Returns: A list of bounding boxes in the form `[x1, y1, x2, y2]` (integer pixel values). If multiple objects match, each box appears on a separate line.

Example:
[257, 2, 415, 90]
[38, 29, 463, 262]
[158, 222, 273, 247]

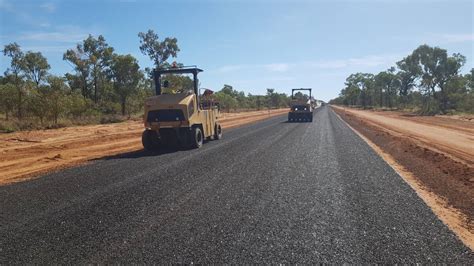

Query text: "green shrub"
[0, 120, 16, 133]
[99, 114, 124, 124]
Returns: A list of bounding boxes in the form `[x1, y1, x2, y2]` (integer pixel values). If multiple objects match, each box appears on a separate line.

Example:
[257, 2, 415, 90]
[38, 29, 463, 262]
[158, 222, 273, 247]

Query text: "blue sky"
[0, 0, 472, 101]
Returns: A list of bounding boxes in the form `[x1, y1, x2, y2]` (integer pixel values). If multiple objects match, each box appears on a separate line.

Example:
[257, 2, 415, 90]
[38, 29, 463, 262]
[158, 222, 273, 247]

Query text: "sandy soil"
[332, 106, 473, 250]
[333, 107, 474, 166]
[0, 109, 288, 185]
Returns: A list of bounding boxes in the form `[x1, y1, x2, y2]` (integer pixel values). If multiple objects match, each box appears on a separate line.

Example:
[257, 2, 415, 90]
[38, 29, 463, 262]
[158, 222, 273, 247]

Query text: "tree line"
[0, 30, 291, 132]
[329, 44, 473, 115]
[214, 85, 291, 112]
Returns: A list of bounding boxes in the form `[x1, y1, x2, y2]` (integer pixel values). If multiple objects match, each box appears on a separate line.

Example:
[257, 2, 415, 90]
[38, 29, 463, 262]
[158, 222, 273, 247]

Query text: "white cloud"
[309, 55, 400, 69]
[215, 63, 291, 73]
[0, 0, 13, 11]
[241, 76, 295, 83]
[394, 33, 474, 45]
[438, 33, 474, 43]
[1, 25, 98, 56]
[214, 54, 400, 74]
[216, 64, 247, 73]
[19, 31, 88, 43]
[265, 63, 289, 72]
[22, 45, 71, 53]
[14, 25, 96, 43]
[0, 0, 54, 27]
[40, 2, 56, 13]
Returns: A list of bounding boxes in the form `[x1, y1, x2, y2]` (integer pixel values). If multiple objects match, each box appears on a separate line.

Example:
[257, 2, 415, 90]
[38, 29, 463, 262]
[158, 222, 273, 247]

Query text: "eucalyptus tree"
[3, 43, 25, 118]
[411, 44, 466, 112]
[64, 35, 114, 102]
[138, 29, 180, 69]
[396, 54, 420, 107]
[22, 51, 50, 87]
[110, 54, 143, 115]
[374, 68, 399, 108]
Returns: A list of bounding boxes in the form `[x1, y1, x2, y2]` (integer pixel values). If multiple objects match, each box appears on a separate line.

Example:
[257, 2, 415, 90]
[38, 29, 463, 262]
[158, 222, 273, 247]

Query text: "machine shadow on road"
[100, 147, 181, 160]
[282, 120, 314, 123]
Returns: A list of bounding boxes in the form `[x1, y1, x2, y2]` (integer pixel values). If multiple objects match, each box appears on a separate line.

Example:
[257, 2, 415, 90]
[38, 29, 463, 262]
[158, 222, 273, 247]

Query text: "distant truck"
[142, 66, 222, 150]
[288, 88, 314, 122]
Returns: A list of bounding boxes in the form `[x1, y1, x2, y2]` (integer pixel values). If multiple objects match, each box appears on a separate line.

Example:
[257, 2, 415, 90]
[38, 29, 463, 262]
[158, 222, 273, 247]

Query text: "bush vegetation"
[329, 45, 473, 115]
[0, 30, 292, 132]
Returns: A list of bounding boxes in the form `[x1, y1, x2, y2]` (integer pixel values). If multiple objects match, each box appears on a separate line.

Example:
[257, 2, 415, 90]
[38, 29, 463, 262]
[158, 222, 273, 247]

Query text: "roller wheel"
[214, 124, 222, 140]
[192, 127, 204, 148]
[142, 130, 160, 150]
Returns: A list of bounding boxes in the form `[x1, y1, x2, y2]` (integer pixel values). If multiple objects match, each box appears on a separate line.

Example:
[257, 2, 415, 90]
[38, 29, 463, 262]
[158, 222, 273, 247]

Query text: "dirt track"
[332, 107, 474, 166]
[0, 109, 288, 185]
[332, 106, 473, 239]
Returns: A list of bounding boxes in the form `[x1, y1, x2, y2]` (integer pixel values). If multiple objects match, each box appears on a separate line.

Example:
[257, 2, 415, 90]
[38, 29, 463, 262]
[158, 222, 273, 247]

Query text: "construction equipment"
[288, 88, 314, 122]
[142, 66, 222, 150]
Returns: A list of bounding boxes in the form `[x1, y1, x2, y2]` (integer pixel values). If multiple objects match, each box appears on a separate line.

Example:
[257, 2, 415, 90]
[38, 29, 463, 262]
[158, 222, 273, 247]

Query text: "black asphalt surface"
[1, 106, 472, 263]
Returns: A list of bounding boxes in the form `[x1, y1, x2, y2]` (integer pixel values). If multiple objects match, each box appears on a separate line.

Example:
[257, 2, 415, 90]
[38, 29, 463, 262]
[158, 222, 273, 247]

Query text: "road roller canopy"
[153, 66, 203, 96]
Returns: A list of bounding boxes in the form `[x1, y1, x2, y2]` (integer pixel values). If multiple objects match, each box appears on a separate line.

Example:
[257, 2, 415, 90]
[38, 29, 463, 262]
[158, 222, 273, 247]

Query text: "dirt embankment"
[0, 109, 288, 185]
[332, 106, 473, 246]
[334, 107, 474, 165]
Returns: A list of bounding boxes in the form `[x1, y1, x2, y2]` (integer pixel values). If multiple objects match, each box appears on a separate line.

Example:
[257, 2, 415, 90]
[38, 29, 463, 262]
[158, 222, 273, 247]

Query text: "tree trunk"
[17, 85, 22, 119]
[380, 88, 383, 107]
[121, 97, 126, 116]
[439, 85, 448, 113]
[94, 76, 98, 103]
[82, 76, 88, 98]
[387, 84, 390, 108]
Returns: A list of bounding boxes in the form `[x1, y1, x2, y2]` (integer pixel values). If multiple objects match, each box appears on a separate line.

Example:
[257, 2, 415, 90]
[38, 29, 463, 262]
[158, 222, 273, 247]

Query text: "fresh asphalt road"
[1, 106, 472, 263]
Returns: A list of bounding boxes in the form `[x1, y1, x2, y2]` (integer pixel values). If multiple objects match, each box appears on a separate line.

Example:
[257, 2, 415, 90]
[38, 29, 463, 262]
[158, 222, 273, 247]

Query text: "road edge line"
[332, 108, 474, 251]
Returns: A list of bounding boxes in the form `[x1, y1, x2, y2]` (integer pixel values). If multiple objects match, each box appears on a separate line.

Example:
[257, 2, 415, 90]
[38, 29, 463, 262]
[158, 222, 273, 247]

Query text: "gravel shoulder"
[332, 105, 473, 249]
[331, 106, 474, 166]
